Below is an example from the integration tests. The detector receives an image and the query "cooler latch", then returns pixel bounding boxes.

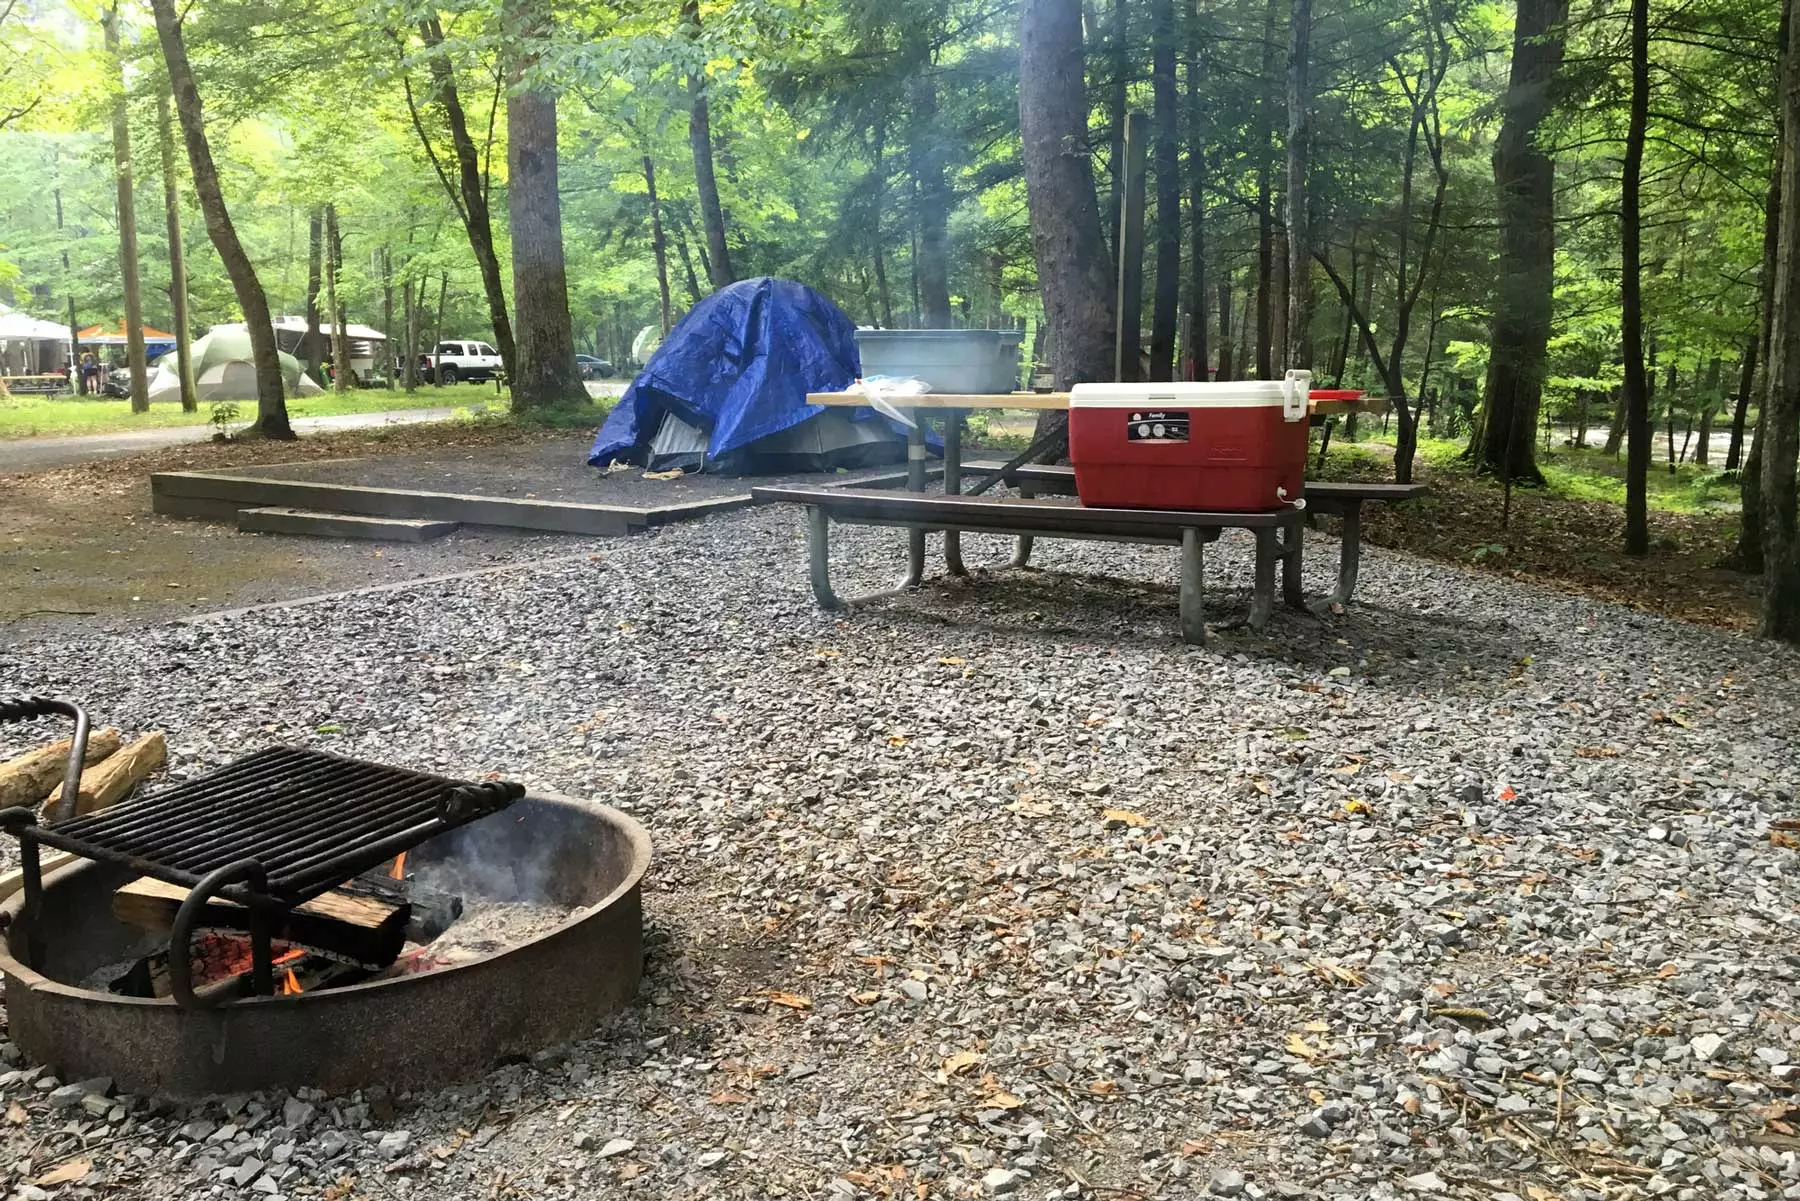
[1281,369,1312,422]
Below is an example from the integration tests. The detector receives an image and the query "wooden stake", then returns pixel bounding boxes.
[0,728,122,809]
[43,731,166,817]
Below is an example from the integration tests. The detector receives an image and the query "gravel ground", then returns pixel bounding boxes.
[1,505,1799,1201]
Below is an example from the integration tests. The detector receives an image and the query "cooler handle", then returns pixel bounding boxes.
[1281,369,1312,422]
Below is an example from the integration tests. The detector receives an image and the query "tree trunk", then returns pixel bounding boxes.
[1254,0,1276,379]
[1184,10,1208,379]
[505,0,585,411]
[1019,0,1117,447]
[1148,0,1180,381]
[382,247,395,391]
[682,0,734,290]
[1621,0,1650,555]
[674,222,704,303]
[435,272,448,348]
[1737,155,1784,569]
[1763,0,1800,642]
[1726,336,1758,470]
[871,119,896,328]
[1107,0,1129,255]
[304,210,324,383]
[156,92,197,412]
[402,276,418,392]
[644,155,673,335]
[910,63,952,328]
[1115,112,1148,382]
[410,17,516,378]
[1695,354,1720,466]
[1216,278,1233,381]
[104,9,149,413]
[1475,0,1567,483]
[1284,0,1311,370]
[1663,360,1679,473]
[326,204,349,393]
[149,0,291,438]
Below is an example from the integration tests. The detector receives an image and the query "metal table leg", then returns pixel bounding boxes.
[805,503,927,610]
[943,408,967,576]
[1013,481,1036,568]
[1248,526,1277,630]
[1331,502,1363,611]
[905,411,927,584]
[1281,524,1308,611]
[1178,527,1207,645]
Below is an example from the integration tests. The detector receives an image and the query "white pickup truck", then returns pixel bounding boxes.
[419,340,503,385]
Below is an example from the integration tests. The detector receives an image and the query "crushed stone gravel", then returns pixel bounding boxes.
[1,502,1798,1201]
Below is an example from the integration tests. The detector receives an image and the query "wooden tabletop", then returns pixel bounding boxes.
[808,391,1389,417]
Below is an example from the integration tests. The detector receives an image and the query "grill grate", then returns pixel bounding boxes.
[35,746,520,905]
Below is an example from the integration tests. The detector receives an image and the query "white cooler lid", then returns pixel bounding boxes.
[1070,371,1312,418]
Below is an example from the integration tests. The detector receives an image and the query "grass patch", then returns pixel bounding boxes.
[0,383,508,440]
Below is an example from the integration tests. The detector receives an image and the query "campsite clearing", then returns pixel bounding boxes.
[0,383,504,439]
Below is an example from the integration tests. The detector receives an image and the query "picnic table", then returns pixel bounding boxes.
[752,389,1421,645]
[0,375,70,396]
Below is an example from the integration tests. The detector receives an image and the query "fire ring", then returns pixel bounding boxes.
[0,793,649,1099]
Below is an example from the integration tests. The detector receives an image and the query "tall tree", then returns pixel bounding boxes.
[326,204,349,393]
[155,92,197,412]
[1148,0,1180,379]
[1185,0,1208,379]
[1254,0,1277,378]
[505,0,585,409]
[682,0,735,289]
[1736,149,1784,571]
[1473,0,1568,482]
[1107,0,1128,253]
[1284,0,1310,369]
[1019,0,1116,442]
[1621,0,1651,554]
[303,209,324,384]
[644,154,674,334]
[910,55,953,327]
[103,9,148,412]
[402,18,516,377]
[1763,0,1800,641]
[148,0,291,437]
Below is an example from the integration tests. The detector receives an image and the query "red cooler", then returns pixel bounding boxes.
[1069,371,1312,511]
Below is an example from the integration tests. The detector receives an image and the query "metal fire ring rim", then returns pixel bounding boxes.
[0,792,652,1009]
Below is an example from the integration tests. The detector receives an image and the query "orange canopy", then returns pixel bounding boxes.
[76,321,176,345]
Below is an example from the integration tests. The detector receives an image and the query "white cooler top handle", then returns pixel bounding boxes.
[1282,369,1313,422]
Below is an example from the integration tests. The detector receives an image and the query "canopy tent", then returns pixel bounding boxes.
[75,320,177,362]
[590,278,910,475]
[0,305,73,376]
[146,324,325,403]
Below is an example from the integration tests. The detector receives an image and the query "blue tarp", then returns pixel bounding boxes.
[589,278,864,469]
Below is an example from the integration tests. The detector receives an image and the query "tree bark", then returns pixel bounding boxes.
[644,155,673,335]
[910,61,952,327]
[674,221,704,304]
[1737,154,1783,569]
[103,9,148,413]
[381,246,395,391]
[304,210,324,383]
[1621,0,1650,555]
[156,92,197,412]
[1695,354,1720,466]
[1148,0,1180,380]
[1107,0,1129,255]
[1762,0,1800,642]
[871,119,896,328]
[1254,0,1276,378]
[402,275,418,392]
[1475,0,1567,482]
[326,204,348,393]
[505,0,585,410]
[1020,0,1117,446]
[1726,337,1757,470]
[1184,8,1208,379]
[682,0,734,290]
[1284,0,1311,370]
[407,18,516,378]
[149,0,291,437]
[1216,277,1233,381]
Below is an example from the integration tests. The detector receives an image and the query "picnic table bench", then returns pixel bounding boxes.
[0,375,69,396]
[964,461,1426,611]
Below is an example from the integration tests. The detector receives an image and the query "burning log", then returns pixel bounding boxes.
[111,876,410,968]
[42,731,166,817]
[0,728,122,808]
[109,933,368,1000]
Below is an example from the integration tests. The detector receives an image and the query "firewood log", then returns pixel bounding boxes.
[42,731,166,817]
[0,729,122,809]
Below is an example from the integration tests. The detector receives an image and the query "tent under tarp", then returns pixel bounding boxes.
[147,325,325,403]
[590,277,908,474]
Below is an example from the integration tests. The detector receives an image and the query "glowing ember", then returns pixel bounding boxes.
[279,969,303,996]
[389,852,407,880]
[272,947,305,967]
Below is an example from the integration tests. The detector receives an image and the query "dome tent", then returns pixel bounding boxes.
[147,325,325,404]
[589,278,909,474]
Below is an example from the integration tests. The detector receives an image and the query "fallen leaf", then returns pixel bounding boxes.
[943,1051,985,1076]
[938,656,966,666]
[1651,710,1692,728]
[1102,808,1148,828]
[1304,1020,1329,1033]
[619,1162,646,1180]
[1574,745,1621,758]
[1772,830,1800,849]
[815,648,841,658]
[757,990,813,1010]
[1251,778,1272,795]
[1088,1079,1118,1095]
[34,1160,91,1187]
[1657,962,1680,978]
[1343,798,1371,816]
[1386,770,1413,783]
[1497,785,1518,801]
[709,1091,751,1105]
[849,990,880,1005]
[984,1090,1023,1109]
[1331,763,1361,776]
[5,1102,24,1125]
[1284,1033,1321,1060]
